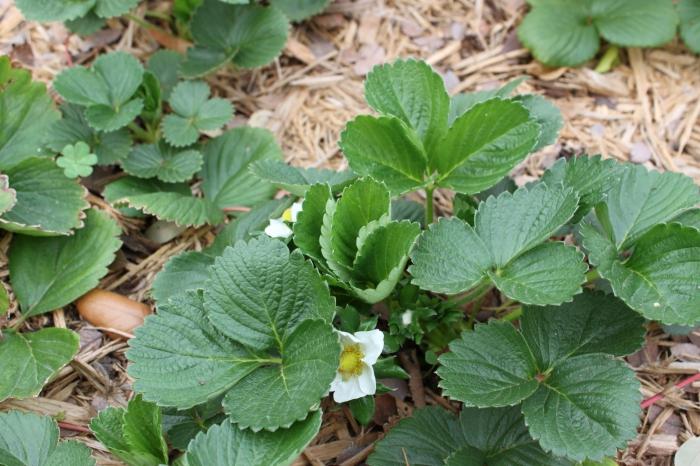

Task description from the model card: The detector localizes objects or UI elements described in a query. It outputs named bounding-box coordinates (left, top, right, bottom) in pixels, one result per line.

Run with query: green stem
left=425, top=187, right=435, bottom=225
left=446, top=281, right=493, bottom=308
left=124, top=13, right=171, bottom=36
left=594, top=46, right=619, bottom=73
left=128, top=122, right=155, bottom=143
left=9, top=313, right=29, bottom=331
left=585, top=268, right=600, bottom=283
left=500, top=306, right=523, bottom=322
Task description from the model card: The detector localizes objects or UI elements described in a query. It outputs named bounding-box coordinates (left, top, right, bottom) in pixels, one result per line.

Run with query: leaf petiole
left=425, top=186, right=434, bottom=225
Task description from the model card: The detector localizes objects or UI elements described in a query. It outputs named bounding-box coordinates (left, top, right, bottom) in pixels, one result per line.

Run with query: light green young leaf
left=122, top=143, right=203, bottom=183
left=90, top=395, right=169, bottom=466
left=0, top=56, right=60, bottom=169
left=596, top=163, right=699, bottom=249
left=0, top=411, right=95, bottom=466
left=9, top=209, right=121, bottom=317
left=48, top=103, right=132, bottom=165
left=582, top=222, right=700, bottom=325
left=364, top=59, right=449, bottom=154
left=269, top=0, right=330, bottom=21
left=162, top=81, right=233, bottom=147
left=181, top=411, right=321, bottom=466
left=182, top=0, right=289, bottom=77
left=57, top=141, right=98, bottom=178
left=0, top=174, right=16, bottom=215
left=0, top=157, right=88, bottom=235
left=0, top=328, right=79, bottom=402
left=250, top=159, right=356, bottom=196
left=679, top=0, right=700, bottom=53
left=53, top=51, right=144, bottom=131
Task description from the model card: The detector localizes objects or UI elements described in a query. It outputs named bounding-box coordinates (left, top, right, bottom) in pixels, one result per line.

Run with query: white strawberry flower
left=264, top=200, right=304, bottom=239
left=330, top=329, right=384, bottom=403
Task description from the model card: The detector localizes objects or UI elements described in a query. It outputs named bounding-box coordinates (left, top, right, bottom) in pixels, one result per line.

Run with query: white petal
left=357, top=364, right=377, bottom=396
left=336, top=330, right=360, bottom=346
left=290, top=201, right=304, bottom=222
left=329, top=371, right=344, bottom=392
left=264, top=219, right=292, bottom=238
left=401, top=310, right=413, bottom=326
left=355, top=329, right=384, bottom=365
left=332, top=374, right=366, bottom=403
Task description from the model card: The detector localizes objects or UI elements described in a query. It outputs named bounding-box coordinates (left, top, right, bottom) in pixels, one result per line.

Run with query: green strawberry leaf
left=593, top=0, right=677, bottom=48
left=151, top=251, right=216, bottom=304
left=105, top=176, right=223, bottom=226
left=146, top=51, right=182, bottom=100
left=582, top=221, right=700, bottom=325
left=48, top=103, right=131, bottom=165
left=90, top=395, right=169, bottom=466
left=162, top=81, right=233, bottom=147
left=595, top=163, right=699, bottom=250
left=0, top=157, right=88, bottom=236
left=269, top=0, right=330, bottom=21
left=293, top=183, right=333, bottom=263
left=410, top=183, right=584, bottom=305
left=673, top=208, right=700, bottom=230
left=93, top=0, right=139, bottom=18
left=0, top=411, right=95, bottom=466
left=447, top=77, right=526, bottom=125
left=65, top=11, right=105, bottom=36
left=514, top=94, right=562, bottom=151
left=0, top=174, right=16, bottom=215
left=131, top=238, right=339, bottom=429
left=9, top=209, right=121, bottom=317
left=391, top=199, right=424, bottom=225
left=181, top=411, right=321, bottom=466
left=57, top=141, right=98, bottom=179
left=122, top=143, right=203, bottom=183
left=162, top=397, right=226, bottom=451
left=14, top=0, right=93, bottom=21
left=182, top=0, right=289, bottom=77
left=679, top=0, right=700, bottom=53
left=364, top=59, right=449, bottom=154
left=0, top=328, right=79, bottom=402
left=53, top=51, right=144, bottom=132
left=0, top=56, right=59, bottom=169
left=250, top=159, right=356, bottom=196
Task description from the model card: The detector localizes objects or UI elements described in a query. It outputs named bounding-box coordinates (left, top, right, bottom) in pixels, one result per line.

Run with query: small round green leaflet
left=128, top=237, right=340, bottom=431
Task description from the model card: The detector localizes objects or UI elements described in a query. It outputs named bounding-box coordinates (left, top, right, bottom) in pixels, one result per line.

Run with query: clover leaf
left=369, top=405, right=572, bottom=466
left=162, top=81, right=233, bottom=147
left=410, top=182, right=586, bottom=306
left=0, top=411, right=95, bottom=466
left=57, top=141, right=98, bottom=178
left=339, top=59, right=544, bottom=195
left=437, top=291, right=644, bottom=462
left=128, top=237, right=339, bottom=431
left=518, top=0, right=678, bottom=67
left=182, top=0, right=289, bottom=77
left=90, top=395, right=169, bottom=466
left=293, top=178, right=421, bottom=303
left=53, top=51, right=144, bottom=132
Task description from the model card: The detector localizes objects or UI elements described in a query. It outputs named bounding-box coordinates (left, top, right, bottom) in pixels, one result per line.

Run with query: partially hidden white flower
left=401, top=310, right=413, bottom=326
left=264, top=201, right=304, bottom=239
left=330, top=329, right=384, bottom=403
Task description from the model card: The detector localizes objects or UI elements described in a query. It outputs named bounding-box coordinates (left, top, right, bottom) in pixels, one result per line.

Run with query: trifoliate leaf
left=205, top=236, right=335, bottom=351
left=182, top=411, right=321, bottom=466
left=146, top=50, right=182, bottom=100
left=514, top=94, right=562, bottom=151
left=368, top=406, right=571, bottom=466
left=518, top=0, right=677, bottom=67
left=364, top=59, right=449, bottom=154
left=680, top=0, right=700, bottom=53
left=151, top=251, right=216, bottom=304
left=433, top=98, right=541, bottom=194
left=162, top=397, right=226, bottom=451
left=200, top=127, right=282, bottom=209
left=104, top=176, right=223, bottom=226
left=0, top=328, right=79, bottom=402
left=250, top=159, right=356, bottom=196
left=269, top=0, right=330, bottom=21
left=9, top=209, right=121, bottom=317
left=541, top=155, right=622, bottom=222
left=0, top=157, right=88, bottom=235
left=53, top=51, right=144, bottom=132
left=582, top=222, right=700, bottom=325
left=182, top=0, right=289, bottom=77
left=521, top=354, right=641, bottom=462
left=57, top=141, right=98, bottom=178
left=90, top=395, right=169, bottom=466
left=122, top=143, right=203, bottom=182
left=162, top=81, right=233, bottom=147
left=391, top=199, right=424, bottom=225
left=293, top=183, right=333, bottom=263
left=0, top=56, right=59, bottom=169
left=596, top=164, right=699, bottom=250
left=0, top=174, right=16, bottom=215
left=0, top=411, right=95, bottom=466
left=410, top=183, right=584, bottom=305
left=48, top=103, right=131, bottom=165
left=14, top=0, right=93, bottom=21
left=447, top=77, right=526, bottom=125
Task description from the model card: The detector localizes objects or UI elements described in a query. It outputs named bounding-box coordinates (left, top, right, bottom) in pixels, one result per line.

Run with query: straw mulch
left=1, top=0, right=700, bottom=464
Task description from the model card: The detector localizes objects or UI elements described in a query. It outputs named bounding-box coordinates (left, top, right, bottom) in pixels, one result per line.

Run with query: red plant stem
left=58, top=421, right=91, bottom=433
left=640, top=372, right=700, bottom=409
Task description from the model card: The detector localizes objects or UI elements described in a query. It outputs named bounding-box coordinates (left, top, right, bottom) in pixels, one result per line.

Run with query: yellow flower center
left=281, top=207, right=294, bottom=222
left=338, top=344, right=364, bottom=380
